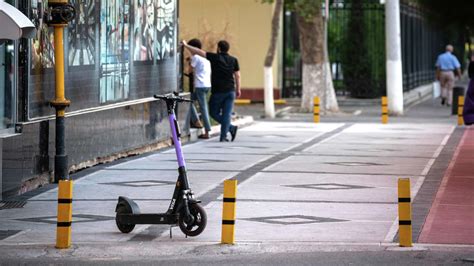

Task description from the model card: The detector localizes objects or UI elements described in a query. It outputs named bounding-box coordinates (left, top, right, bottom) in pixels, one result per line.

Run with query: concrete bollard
left=382, top=96, right=388, bottom=124
left=398, top=178, right=412, bottom=247
left=313, top=97, right=320, bottom=123
left=56, top=180, right=73, bottom=249
left=221, top=179, right=237, bottom=244
left=458, top=96, right=465, bottom=126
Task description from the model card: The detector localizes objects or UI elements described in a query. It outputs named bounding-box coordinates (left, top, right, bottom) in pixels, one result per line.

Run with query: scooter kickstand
left=170, top=226, right=173, bottom=239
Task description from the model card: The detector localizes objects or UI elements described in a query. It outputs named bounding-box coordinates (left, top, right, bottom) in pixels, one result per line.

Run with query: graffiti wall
left=27, top=0, right=178, bottom=118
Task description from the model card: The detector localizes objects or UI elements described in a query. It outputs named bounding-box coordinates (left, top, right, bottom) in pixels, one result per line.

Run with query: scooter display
left=115, top=93, right=207, bottom=237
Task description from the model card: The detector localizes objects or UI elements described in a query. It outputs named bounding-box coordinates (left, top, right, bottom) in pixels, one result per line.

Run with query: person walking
left=463, top=55, right=474, bottom=125
left=186, top=39, right=212, bottom=139
left=185, top=57, right=204, bottom=129
left=182, top=40, right=241, bottom=142
left=436, top=44, right=462, bottom=106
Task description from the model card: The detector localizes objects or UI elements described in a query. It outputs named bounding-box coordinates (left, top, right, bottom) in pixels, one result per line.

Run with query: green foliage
left=331, top=0, right=385, bottom=98
left=261, top=0, right=322, bottom=21
left=342, top=0, right=372, bottom=98
left=416, top=0, right=474, bottom=30
left=415, top=0, right=472, bottom=64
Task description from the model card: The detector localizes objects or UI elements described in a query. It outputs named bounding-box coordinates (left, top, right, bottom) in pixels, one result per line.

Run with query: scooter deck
left=117, top=213, right=179, bottom=225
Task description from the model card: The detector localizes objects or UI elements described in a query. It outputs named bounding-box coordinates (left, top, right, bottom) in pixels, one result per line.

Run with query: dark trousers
left=463, top=79, right=474, bottom=125
left=209, top=91, right=235, bottom=141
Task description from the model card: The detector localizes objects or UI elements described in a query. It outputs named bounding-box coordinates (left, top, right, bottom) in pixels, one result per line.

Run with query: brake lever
left=153, top=94, right=192, bottom=103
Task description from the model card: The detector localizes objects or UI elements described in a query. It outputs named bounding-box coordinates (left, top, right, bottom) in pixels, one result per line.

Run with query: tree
left=262, top=0, right=284, bottom=118
left=416, top=0, right=474, bottom=57
left=264, top=0, right=339, bottom=113
left=342, top=0, right=373, bottom=98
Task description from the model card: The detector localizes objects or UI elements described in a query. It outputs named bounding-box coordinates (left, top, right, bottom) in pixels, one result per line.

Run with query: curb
left=189, top=115, right=255, bottom=142
left=404, top=83, right=433, bottom=108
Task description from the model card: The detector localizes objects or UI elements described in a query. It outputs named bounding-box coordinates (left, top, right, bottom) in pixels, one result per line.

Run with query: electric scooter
left=115, top=93, right=207, bottom=237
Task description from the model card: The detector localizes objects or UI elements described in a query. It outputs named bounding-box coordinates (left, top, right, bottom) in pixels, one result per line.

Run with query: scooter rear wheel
left=116, top=204, right=135, bottom=233
left=178, top=203, right=207, bottom=237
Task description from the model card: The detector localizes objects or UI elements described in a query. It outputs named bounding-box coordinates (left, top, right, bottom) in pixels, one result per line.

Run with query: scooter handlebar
left=153, top=93, right=192, bottom=103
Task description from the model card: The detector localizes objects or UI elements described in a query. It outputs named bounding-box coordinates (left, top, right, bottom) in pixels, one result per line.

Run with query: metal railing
left=282, top=0, right=459, bottom=99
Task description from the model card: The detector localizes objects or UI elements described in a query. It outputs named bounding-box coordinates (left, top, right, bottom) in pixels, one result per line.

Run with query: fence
left=400, top=3, right=445, bottom=92
left=282, top=0, right=458, bottom=99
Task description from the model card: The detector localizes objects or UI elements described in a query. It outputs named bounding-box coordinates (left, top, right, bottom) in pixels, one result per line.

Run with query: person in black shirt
left=182, top=40, right=241, bottom=142
left=463, top=55, right=474, bottom=125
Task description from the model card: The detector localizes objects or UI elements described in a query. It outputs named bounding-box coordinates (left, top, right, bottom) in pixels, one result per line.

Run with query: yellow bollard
left=56, top=180, right=73, bottom=249
left=382, top=96, right=388, bottom=124
left=313, top=97, right=320, bottom=123
left=398, top=178, right=412, bottom=247
left=458, top=96, right=465, bottom=126
left=221, top=179, right=237, bottom=244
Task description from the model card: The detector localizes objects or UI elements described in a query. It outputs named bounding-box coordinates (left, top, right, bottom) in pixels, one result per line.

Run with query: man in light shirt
left=183, top=40, right=241, bottom=142
left=436, top=44, right=462, bottom=106
left=187, top=39, right=212, bottom=139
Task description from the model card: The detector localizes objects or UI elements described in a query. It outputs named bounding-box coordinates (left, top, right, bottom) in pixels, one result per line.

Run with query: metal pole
left=52, top=26, right=70, bottom=184
left=385, top=0, right=404, bottom=115
left=46, top=0, right=75, bottom=249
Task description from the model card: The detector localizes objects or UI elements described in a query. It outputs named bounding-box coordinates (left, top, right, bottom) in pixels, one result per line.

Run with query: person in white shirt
left=187, top=39, right=212, bottom=139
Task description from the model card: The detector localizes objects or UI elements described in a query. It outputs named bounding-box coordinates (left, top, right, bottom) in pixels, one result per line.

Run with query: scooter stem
left=169, top=112, right=186, bottom=168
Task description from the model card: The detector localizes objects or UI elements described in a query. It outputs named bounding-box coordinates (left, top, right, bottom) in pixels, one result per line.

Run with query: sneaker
left=220, top=138, right=229, bottom=142
left=191, top=120, right=203, bottom=128
left=198, top=133, right=209, bottom=139
left=229, top=125, right=238, bottom=142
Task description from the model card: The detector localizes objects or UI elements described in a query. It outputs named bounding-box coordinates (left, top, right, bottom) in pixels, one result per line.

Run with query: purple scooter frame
left=169, top=113, right=186, bottom=168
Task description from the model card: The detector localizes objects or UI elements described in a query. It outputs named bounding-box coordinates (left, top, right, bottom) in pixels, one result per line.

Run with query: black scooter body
left=116, top=197, right=179, bottom=224
left=114, top=93, right=207, bottom=237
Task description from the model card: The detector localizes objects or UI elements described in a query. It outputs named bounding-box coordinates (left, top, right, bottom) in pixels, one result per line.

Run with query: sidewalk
left=419, top=126, right=474, bottom=244
left=0, top=96, right=473, bottom=262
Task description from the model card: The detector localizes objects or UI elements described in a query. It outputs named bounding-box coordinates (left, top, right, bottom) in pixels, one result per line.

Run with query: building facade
left=179, top=0, right=283, bottom=101
left=0, top=0, right=186, bottom=199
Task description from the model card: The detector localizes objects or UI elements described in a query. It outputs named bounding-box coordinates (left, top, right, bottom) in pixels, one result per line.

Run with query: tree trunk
left=325, top=60, right=339, bottom=112
left=296, top=10, right=338, bottom=113
left=263, top=0, right=283, bottom=118
left=301, top=63, right=324, bottom=112
left=324, top=13, right=339, bottom=112
left=264, top=66, right=274, bottom=117
left=385, top=0, right=404, bottom=115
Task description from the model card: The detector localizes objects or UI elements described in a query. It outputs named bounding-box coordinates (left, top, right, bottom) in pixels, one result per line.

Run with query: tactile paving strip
left=0, top=230, right=22, bottom=241
left=0, top=201, right=27, bottom=210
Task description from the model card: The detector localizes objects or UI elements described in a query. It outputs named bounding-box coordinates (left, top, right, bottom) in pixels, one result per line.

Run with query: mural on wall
left=28, top=0, right=177, bottom=104
left=99, top=0, right=131, bottom=103
left=68, top=0, right=98, bottom=67
left=133, top=0, right=176, bottom=62
left=155, top=0, right=175, bottom=60
left=30, top=0, right=55, bottom=73
left=133, top=0, right=155, bottom=61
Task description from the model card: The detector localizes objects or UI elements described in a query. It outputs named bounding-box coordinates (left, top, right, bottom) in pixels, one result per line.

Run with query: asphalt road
left=2, top=249, right=473, bottom=265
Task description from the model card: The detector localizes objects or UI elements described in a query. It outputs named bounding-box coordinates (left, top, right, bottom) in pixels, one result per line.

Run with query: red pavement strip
left=419, top=127, right=474, bottom=244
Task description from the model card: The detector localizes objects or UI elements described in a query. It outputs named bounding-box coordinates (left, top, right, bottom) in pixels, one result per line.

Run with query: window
left=99, top=0, right=131, bottom=103
left=0, top=40, right=15, bottom=130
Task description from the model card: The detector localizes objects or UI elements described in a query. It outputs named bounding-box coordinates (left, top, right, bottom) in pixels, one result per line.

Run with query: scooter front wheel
left=178, top=203, right=207, bottom=237
left=116, top=204, right=135, bottom=233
